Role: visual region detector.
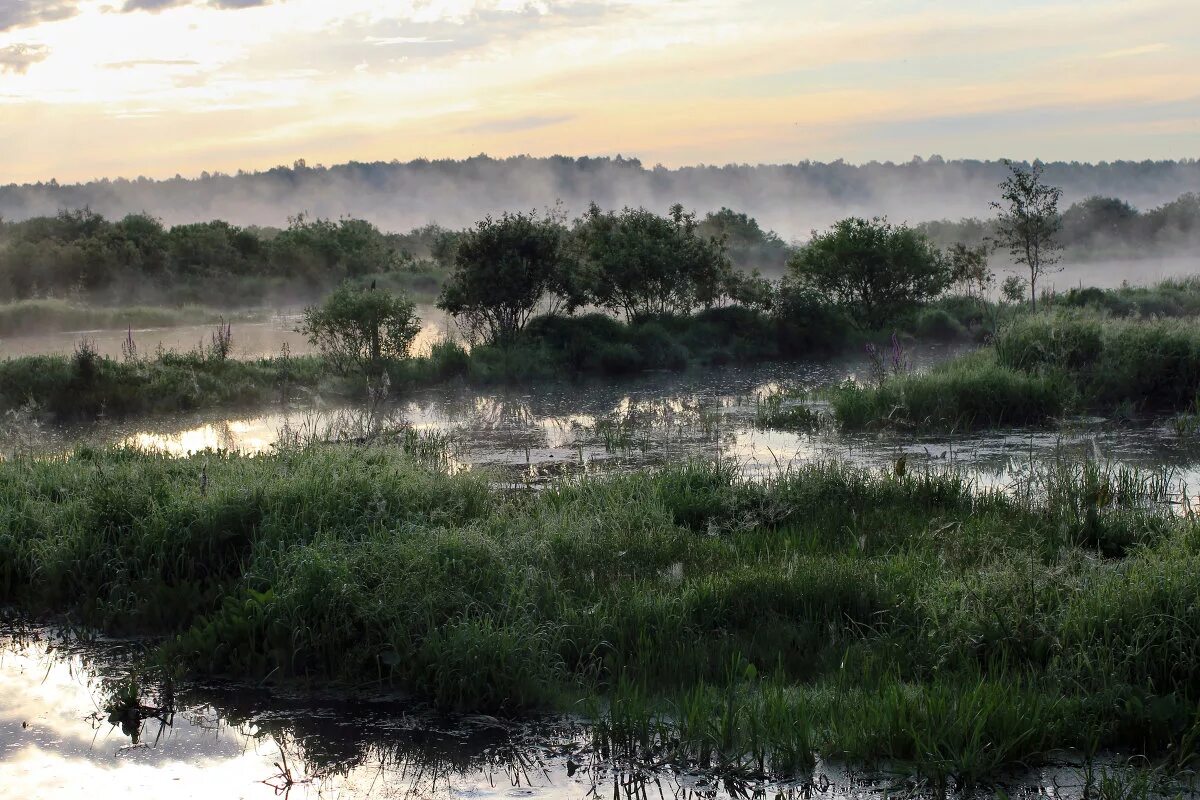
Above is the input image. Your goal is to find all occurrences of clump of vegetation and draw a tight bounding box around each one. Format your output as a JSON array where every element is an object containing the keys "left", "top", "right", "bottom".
[
  {"left": 0, "top": 447, "right": 1198, "bottom": 787},
  {"left": 833, "top": 311, "right": 1200, "bottom": 430},
  {"left": 754, "top": 387, "right": 821, "bottom": 431},
  {"left": 302, "top": 283, "right": 421, "bottom": 376},
  {"left": 787, "top": 216, "right": 951, "bottom": 329},
  {"left": 437, "top": 211, "right": 572, "bottom": 344}
]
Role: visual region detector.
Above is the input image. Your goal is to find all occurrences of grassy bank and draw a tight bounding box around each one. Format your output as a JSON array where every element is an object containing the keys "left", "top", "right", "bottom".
[
  {"left": 0, "top": 299, "right": 248, "bottom": 337},
  {"left": 831, "top": 311, "right": 1200, "bottom": 430},
  {"left": 2, "top": 445, "right": 1198, "bottom": 785}
]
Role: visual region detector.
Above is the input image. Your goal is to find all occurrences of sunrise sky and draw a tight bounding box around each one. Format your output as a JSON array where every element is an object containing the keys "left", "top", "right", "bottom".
[{"left": 1, "top": 0, "right": 1197, "bottom": 184}]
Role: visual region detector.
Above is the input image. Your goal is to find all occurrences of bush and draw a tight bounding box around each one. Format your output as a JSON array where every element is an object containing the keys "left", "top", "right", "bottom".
[
  {"left": 910, "top": 308, "right": 968, "bottom": 341},
  {"left": 788, "top": 217, "right": 951, "bottom": 329},
  {"left": 301, "top": 283, "right": 422, "bottom": 377},
  {"left": 773, "top": 283, "right": 857, "bottom": 356}
]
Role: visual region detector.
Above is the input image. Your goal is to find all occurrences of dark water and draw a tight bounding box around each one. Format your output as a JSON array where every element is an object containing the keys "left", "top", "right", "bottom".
[{"left": 3, "top": 626, "right": 1182, "bottom": 800}]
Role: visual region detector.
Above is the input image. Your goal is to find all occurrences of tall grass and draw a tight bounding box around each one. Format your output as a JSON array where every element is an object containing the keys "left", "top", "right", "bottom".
[
  {"left": 832, "top": 311, "right": 1200, "bottom": 430},
  {"left": 2, "top": 446, "right": 1198, "bottom": 785}
]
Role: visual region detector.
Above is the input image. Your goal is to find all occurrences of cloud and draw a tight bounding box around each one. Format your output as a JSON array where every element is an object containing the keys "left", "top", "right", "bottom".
[
  {"left": 119, "top": 0, "right": 274, "bottom": 11},
  {"left": 0, "top": 43, "right": 50, "bottom": 74},
  {"left": 1099, "top": 43, "right": 1170, "bottom": 59},
  {"left": 457, "top": 113, "right": 573, "bottom": 134},
  {"left": 0, "top": 0, "right": 79, "bottom": 31},
  {"left": 102, "top": 58, "right": 201, "bottom": 68}
]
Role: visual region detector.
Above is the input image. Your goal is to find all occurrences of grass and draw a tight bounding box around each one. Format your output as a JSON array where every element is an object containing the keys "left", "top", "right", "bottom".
[
  {"left": 2, "top": 445, "right": 1199, "bottom": 787},
  {"left": 0, "top": 298, "right": 253, "bottom": 336},
  {"left": 830, "top": 311, "right": 1200, "bottom": 431}
]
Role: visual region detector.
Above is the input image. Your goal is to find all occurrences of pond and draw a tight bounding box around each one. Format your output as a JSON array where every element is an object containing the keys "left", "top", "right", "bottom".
[{"left": 0, "top": 625, "right": 1173, "bottom": 799}]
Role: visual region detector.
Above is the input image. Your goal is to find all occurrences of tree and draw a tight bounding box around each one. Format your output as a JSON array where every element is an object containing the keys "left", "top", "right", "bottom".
[
  {"left": 991, "top": 160, "right": 1062, "bottom": 311},
  {"left": 1001, "top": 275, "right": 1027, "bottom": 304},
  {"left": 573, "top": 204, "right": 731, "bottom": 320},
  {"left": 302, "top": 284, "right": 422, "bottom": 376},
  {"left": 697, "top": 207, "right": 790, "bottom": 272},
  {"left": 788, "top": 217, "right": 951, "bottom": 329},
  {"left": 947, "top": 242, "right": 994, "bottom": 300},
  {"left": 437, "top": 211, "right": 570, "bottom": 345}
]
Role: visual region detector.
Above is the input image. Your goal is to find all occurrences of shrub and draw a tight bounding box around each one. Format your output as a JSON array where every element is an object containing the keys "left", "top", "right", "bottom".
[
  {"left": 910, "top": 308, "right": 968, "bottom": 341},
  {"left": 788, "top": 217, "right": 951, "bottom": 329},
  {"left": 301, "top": 283, "right": 421, "bottom": 377}
]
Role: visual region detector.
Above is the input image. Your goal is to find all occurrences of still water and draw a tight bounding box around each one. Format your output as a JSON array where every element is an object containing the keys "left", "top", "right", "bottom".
[{"left": 4, "top": 339, "right": 1200, "bottom": 796}]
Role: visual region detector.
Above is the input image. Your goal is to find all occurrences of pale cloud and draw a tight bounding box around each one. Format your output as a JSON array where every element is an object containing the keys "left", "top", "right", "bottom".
[
  {"left": 1099, "top": 43, "right": 1171, "bottom": 59},
  {"left": 0, "top": 42, "right": 49, "bottom": 72},
  {"left": 0, "top": 0, "right": 1198, "bottom": 182}
]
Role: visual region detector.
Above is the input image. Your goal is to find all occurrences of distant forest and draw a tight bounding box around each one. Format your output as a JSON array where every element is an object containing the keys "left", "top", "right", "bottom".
[{"left": 3, "top": 155, "right": 1200, "bottom": 239}]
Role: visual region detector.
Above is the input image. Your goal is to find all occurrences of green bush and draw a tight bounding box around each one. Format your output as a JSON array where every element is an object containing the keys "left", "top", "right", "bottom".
[{"left": 910, "top": 307, "right": 968, "bottom": 341}]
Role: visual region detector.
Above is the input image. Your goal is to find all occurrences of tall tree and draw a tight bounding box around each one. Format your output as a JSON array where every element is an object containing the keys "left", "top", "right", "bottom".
[{"left": 991, "top": 160, "right": 1062, "bottom": 311}]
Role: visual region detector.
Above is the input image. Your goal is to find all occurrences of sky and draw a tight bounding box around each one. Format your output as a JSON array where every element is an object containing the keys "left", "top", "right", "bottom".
[{"left": 0, "top": 0, "right": 1197, "bottom": 184}]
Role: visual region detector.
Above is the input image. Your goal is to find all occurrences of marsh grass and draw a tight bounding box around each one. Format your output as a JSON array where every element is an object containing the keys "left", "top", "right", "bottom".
[
  {"left": 754, "top": 387, "right": 822, "bottom": 432},
  {"left": 832, "top": 312, "right": 1200, "bottom": 431},
  {"left": 2, "top": 444, "right": 1199, "bottom": 786}
]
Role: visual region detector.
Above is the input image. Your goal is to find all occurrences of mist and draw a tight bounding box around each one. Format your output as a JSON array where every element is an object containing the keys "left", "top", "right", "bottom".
[{"left": 4, "top": 155, "right": 1200, "bottom": 242}]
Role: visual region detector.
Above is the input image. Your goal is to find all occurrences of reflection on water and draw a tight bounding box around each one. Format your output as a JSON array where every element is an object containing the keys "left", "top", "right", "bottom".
[
  {"left": 1, "top": 625, "right": 1179, "bottom": 799},
  {"left": 5, "top": 344, "right": 1200, "bottom": 498}
]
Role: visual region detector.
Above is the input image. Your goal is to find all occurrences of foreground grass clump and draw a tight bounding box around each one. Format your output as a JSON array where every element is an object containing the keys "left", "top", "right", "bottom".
[
  {"left": 2, "top": 446, "right": 1198, "bottom": 784},
  {"left": 832, "top": 311, "right": 1200, "bottom": 430}
]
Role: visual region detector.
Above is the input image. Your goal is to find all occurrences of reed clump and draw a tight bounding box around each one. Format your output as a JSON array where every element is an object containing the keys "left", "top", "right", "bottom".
[{"left": 831, "top": 311, "right": 1200, "bottom": 430}]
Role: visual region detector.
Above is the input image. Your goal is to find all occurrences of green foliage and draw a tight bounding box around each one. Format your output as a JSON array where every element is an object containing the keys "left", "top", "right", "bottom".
[
  {"left": 573, "top": 204, "right": 732, "bottom": 319},
  {"left": 437, "top": 211, "right": 571, "bottom": 345},
  {"left": 835, "top": 311, "right": 1200, "bottom": 430},
  {"left": 301, "top": 284, "right": 421, "bottom": 376},
  {"left": 1002, "top": 274, "right": 1027, "bottom": 304},
  {"left": 696, "top": 207, "right": 791, "bottom": 272},
  {"left": 0, "top": 209, "right": 439, "bottom": 306},
  {"left": 910, "top": 307, "right": 969, "bottom": 341},
  {"left": 788, "top": 217, "right": 951, "bottom": 329}
]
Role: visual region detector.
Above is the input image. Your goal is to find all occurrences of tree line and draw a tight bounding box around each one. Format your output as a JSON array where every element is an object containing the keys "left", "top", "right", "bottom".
[{"left": 0, "top": 205, "right": 792, "bottom": 306}]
